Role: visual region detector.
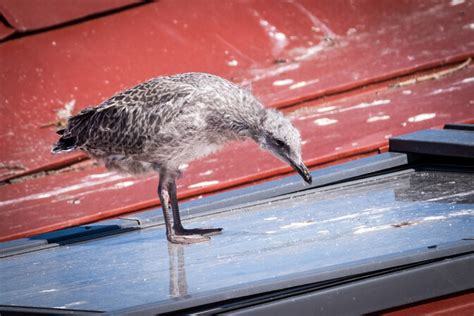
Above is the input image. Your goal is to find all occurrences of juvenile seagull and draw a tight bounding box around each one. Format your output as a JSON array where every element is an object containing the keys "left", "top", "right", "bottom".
[{"left": 52, "top": 73, "right": 312, "bottom": 244}]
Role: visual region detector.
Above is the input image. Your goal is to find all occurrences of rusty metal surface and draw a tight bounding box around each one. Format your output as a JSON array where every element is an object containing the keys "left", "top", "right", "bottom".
[
  {"left": 1, "top": 64, "right": 473, "bottom": 241},
  {"left": 1, "top": 0, "right": 474, "bottom": 181}
]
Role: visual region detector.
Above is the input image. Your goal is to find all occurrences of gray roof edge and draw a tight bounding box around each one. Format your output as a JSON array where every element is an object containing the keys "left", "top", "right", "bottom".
[
  {"left": 389, "top": 126, "right": 474, "bottom": 158},
  {"left": 111, "top": 239, "right": 474, "bottom": 315}
]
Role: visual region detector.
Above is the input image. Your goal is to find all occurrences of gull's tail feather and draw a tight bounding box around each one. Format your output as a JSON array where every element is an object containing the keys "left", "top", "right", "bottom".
[
  {"left": 51, "top": 107, "right": 96, "bottom": 154},
  {"left": 51, "top": 135, "right": 77, "bottom": 153}
]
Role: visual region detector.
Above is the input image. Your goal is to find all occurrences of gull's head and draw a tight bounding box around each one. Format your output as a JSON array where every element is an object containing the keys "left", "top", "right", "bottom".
[{"left": 257, "top": 109, "right": 312, "bottom": 184}]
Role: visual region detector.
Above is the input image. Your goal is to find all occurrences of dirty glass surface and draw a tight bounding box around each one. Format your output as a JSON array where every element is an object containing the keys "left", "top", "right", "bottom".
[{"left": 0, "top": 169, "right": 473, "bottom": 311}]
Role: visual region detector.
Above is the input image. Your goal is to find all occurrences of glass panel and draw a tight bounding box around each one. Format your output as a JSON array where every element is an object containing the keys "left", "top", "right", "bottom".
[{"left": 0, "top": 170, "right": 472, "bottom": 311}]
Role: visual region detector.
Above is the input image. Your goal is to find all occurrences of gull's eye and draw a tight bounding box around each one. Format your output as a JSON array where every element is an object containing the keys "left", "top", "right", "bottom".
[{"left": 275, "top": 139, "right": 286, "bottom": 148}]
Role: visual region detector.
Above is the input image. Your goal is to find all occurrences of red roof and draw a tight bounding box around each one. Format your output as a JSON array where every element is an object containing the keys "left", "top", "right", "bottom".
[{"left": 1, "top": 0, "right": 473, "bottom": 241}]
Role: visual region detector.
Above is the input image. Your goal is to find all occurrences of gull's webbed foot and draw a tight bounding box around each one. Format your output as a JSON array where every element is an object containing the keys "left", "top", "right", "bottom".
[
  {"left": 176, "top": 227, "right": 223, "bottom": 236},
  {"left": 167, "top": 227, "right": 223, "bottom": 244},
  {"left": 167, "top": 233, "right": 210, "bottom": 244}
]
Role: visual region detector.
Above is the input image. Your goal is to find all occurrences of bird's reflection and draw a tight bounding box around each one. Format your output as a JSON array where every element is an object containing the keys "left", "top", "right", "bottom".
[{"left": 167, "top": 243, "right": 188, "bottom": 298}]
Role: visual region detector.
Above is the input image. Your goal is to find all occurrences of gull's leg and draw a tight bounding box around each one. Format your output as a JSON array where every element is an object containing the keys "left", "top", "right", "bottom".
[
  {"left": 169, "top": 179, "right": 223, "bottom": 237},
  {"left": 157, "top": 176, "right": 174, "bottom": 241},
  {"left": 159, "top": 175, "right": 209, "bottom": 244}
]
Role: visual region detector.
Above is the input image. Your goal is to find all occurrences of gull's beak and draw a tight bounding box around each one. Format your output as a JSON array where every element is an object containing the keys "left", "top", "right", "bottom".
[{"left": 289, "top": 160, "right": 312, "bottom": 184}]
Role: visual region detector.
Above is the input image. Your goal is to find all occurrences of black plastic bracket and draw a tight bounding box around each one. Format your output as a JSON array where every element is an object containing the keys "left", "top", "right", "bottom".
[{"left": 389, "top": 125, "right": 474, "bottom": 159}]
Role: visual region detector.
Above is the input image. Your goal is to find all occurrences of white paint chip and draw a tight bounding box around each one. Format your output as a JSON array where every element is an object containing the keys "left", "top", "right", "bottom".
[
  {"left": 346, "top": 28, "right": 357, "bottom": 36},
  {"left": 87, "top": 172, "right": 116, "bottom": 179},
  {"left": 290, "top": 78, "right": 319, "bottom": 90},
  {"left": 367, "top": 115, "right": 390, "bottom": 123},
  {"left": 274, "top": 32, "right": 287, "bottom": 41},
  {"left": 56, "top": 99, "right": 76, "bottom": 121},
  {"left": 273, "top": 79, "right": 294, "bottom": 86},
  {"left": 247, "top": 63, "right": 300, "bottom": 83},
  {"left": 408, "top": 113, "right": 436, "bottom": 123},
  {"left": 199, "top": 170, "right": 213, "bottom": 176},
  {"left": 188, "top": 180, "right": 219, "bottom": 189},
  {"left": 114, "top": 181, "right": 134, "bottom": 189},
  {"left": 430, "top": 87, "right": 461, "bottom": 95},
  {"left": 314, "top": 118, "right": 338, "bottom": 126},
  {"left": 450, "top": 0, "right": 465, "bottom": 5},
  {"left": 317, "top": 106, "right": 337, "bottom": 112},
  {"left": 289, "top": 81, "right": 307, "bottom": 89},
  {"left": 293, "top": 41, "right": 331, "bottom": 61},
  {"left": 353, "top": 99, "right": 391, "bottom": 109},
  {"left": 227, "top": 59, "right": 238, "bottom": 67},
  {"left": 257, "top": 17, "right": 289, "bottom": 55}
]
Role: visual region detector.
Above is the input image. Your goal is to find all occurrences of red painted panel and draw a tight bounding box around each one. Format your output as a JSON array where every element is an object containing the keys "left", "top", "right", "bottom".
[
  {"left": 0, "top": 20, "right": 14, "bottom": 40},
  {"left": 1, "top": 0, "right": 473, "bottom": 180},
  {"left": 383, "top": 291, "right": 474, "bottom": 316},
  {"left": 1, "top": 65, "right": 472, "bottom": 241},
  {"left": 0, "top": 0, "right": 141, "bottom": 32}
]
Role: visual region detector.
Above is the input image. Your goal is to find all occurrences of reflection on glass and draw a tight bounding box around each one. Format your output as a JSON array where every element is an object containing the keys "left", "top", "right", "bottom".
[{"left": 167, "top": 243, "right": 188, "bottom": 298}]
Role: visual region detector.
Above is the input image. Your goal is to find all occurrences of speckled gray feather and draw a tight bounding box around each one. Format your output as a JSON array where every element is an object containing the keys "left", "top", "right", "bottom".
[{"left": 53, "top": 72, "right": 305, "bottom": 178}]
